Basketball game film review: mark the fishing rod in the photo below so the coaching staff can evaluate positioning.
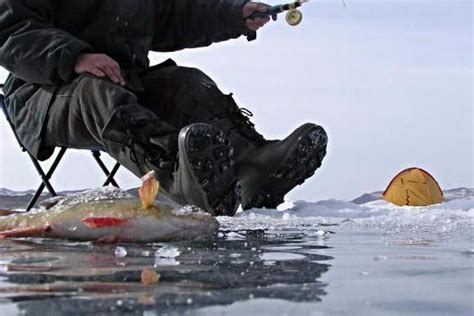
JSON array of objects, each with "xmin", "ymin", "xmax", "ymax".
[{"xmin": 248, "ymin": 0, "xmax": 346, "ymax": 26}]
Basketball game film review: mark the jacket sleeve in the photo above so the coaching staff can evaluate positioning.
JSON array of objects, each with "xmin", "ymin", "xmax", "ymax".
[
  {"xmin": 152, "ymin": 0, "xmax": 254, "ymax": 52},
  {"xmin": 0, "ymin": 0, "xmax": 92, "ymax": 85}
]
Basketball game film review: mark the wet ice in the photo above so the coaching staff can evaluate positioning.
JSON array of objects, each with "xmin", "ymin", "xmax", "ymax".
[{"xmin": 0, "ymin": 187, "xmax": 472, "ymax": 315}]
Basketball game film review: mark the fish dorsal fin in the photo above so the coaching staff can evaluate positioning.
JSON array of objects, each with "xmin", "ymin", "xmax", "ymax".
[{"xmin": 139, "ymin": 171, "xmax": 160, "ymax": 209}]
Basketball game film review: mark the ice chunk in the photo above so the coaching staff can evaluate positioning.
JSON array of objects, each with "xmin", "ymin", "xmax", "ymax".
[
  {"xmin": 155, "ymin": 245, "xmax": 180, "ymax": 258},
  {"xmin": 114, "ymin": 246, "xmax": 127, "ymax": 258},
  {"xmin": 154, "ymin": 245, "xmax": 180, "ymax": 266}
]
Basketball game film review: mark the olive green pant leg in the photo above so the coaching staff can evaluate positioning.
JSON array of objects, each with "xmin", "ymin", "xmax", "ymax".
[
  {"xmin": 43, "ymin": 74, "xmax": 140, "ymax": 149},
  {"xmin": 42, "ymin": 74, "xmax": 178, "ymax": 179}
]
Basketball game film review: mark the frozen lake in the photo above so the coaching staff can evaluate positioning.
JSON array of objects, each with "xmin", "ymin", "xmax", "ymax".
[{"xmin": 0, "ymin": 188, "xmax": 473, "ymax": 315}]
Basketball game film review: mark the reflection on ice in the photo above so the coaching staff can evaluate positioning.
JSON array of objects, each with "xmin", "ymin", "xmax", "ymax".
[
  {"xmin": 260, "ymin": 252, "xmax": 307, "ymax": 261},
  {"xmin": 0, "ymin": 228, "xmax": 332, "ymax": 314}
]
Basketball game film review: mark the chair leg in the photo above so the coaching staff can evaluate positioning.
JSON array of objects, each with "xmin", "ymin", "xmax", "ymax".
[
  {"xmin": 92, "ymin": 151, "xmax": 120, "ymax": 187},
  {"xmin": 26, "ymin": 147, "xmax": 67, "ymax": 211},
  {"xmin": 103, "ymin": 163, "xmax": 121, "ymax": 187}
]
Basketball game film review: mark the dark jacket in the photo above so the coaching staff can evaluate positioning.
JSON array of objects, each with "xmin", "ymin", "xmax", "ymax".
[{"xmin": 0, "ymin": 0, "xmax": 251, "ymax": 159}]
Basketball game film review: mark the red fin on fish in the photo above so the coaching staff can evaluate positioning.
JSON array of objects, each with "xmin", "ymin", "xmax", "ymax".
[
  {"xmin": 0, "ymin": 225, "xmax": 51, "ymax": 239},
  {"xmin": 81, "ymin": 217, "xmax": 129, "ymax": 228}
]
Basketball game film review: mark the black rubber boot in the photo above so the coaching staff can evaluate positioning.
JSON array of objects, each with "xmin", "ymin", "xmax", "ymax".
[
  {"xmin": 203, "ymin": 93, "xmax": 268, "ymax": 157},
  {"xmin": 236, "ymin": 123, "xmax": 328, "ymax": 210},
  {"xmin": 136, "ymin": 65, "xmax": 326, "ymax": 212},
  {"xmin": 203, "ymin": 94, "xmax": 328, "ymax": 210},
  {"xmin": 169, "ymin": 123, "xmax": 240, "ymax": 216},
  {"xmin": 101, "ymin": 104, "xmax": 178, "ymax": 184}
]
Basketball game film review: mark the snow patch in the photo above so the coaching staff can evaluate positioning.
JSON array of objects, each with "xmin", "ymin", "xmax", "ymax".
[
  {"xmin": 219, "ymin": 188, "xmax": 474, "ymax": 235},
  {"xmin": 171, "ymin": 204, "xmax": 208, "ymax": 216}
]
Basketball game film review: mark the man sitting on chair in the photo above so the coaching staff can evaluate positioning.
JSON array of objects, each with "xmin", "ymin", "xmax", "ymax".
[{"xmin": 0, "ymin": 0, "xmax": 328, "ymax": 216}]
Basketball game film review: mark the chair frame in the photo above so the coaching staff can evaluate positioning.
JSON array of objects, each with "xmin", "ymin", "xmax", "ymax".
[{"xmin": 1, "ymin": 83, "xmax": 121, "ymax": 211}]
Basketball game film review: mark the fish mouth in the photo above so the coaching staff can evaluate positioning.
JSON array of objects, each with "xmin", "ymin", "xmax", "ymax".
[{"xmin": 172, "ymin": 205, "xmax": 220, "ymax": 239}]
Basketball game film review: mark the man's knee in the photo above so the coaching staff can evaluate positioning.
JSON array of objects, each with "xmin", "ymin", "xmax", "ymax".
[
  {"xmin": 174, "ymin": 67, "xmax": 217, "ymax": 89},
  {"xmin": 143, "ymin": 65, "xmax": 220, "ymax": 97},
  {"xmin": 74, "ymin": 74, "xmax": 138, "ymax": 112},
  {"xmin": 59, "ymin": 74, "xmax": 140, "ymax": 133}
]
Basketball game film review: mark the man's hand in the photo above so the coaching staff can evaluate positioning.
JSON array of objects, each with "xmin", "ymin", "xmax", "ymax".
[
  {"xmin": 243, "ymin": 2, "xmax": 277, "ymax": 31},
  {"xmin": 74, "ymin": 53, "xmax": 125, "ymax": 86}
]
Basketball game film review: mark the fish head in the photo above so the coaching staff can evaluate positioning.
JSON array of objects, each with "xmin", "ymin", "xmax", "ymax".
[
  {"xmin": 104, "ymin": 203, "xmax": 218, "ymax": 242},
  {"xmin": 114, "ymin": 172, "xmax": 220, "ymax": 242}
]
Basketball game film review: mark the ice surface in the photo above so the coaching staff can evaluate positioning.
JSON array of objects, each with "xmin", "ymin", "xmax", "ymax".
[
  {"xmin": 259, "ymin": 252, "xmax": 307, "ymax": 261},
  {"xmin": 0, "ymin": 187, "xmax": 472, "ymax": 315}
]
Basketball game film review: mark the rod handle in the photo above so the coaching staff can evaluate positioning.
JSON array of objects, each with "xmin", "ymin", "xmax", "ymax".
[{"xmin": 247, "ymin": 2, "xmax": 302, "ymax": 19}]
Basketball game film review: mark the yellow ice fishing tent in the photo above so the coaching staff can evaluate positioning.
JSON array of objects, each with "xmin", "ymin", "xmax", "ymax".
[{"xmin": 383, "ymin": 167, "xmax": 444, "ymax": 206}]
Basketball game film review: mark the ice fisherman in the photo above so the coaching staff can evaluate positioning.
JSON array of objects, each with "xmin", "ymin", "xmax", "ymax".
[{"xmin": 0, "ymin": 0, "xmax": 328, "ymax": 216}]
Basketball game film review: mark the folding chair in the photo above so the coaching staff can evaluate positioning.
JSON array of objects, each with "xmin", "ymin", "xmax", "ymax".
[{"xmin": 0, "ymin": 83, "xmax": 121, "ymax": 211}]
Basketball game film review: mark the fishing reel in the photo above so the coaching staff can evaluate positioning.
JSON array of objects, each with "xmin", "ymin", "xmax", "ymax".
[
  {"xmin": 285, "ymin": 8, "xmax": 303, "ymax": 26},
  {"xmin": 248, "ymin": 0, "xmax": 309, "ymax": 26}
]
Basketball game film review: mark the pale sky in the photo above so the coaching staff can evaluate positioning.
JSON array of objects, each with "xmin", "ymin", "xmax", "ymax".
[{"xmin": 0, "ymin": 0, "xmax": 472, "ymax": 201}]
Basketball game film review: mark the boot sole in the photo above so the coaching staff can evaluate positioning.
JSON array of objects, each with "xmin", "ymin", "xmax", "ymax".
[
  {"xmin": 242, "ymin": 125, "xmax": 328, "ymax": 210},
  {"xmin": 179, "ymin": 124, "xmax": 240, "ymax": 216}
]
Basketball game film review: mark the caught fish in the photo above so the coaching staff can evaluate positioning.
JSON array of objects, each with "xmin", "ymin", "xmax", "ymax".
[{"xmin": 0, "ymin": 172, "xmax": 219, "ymax": 242}]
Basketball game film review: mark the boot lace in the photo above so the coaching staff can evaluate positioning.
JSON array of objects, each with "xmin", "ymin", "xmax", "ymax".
[
  {"xmin": 118, "ymin": 109, "xmax": 175, "ymax": 171},
  {"xmin": 118, "ymin": 110, "xmax": 140, "ymax": 164},
  {"xmin": 209, "ymin": 94, "xmax": 266, "ymax": 146},
  {"xmin": 227, "ymin": 107, "xmax": 266, "ymax": 146}
]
